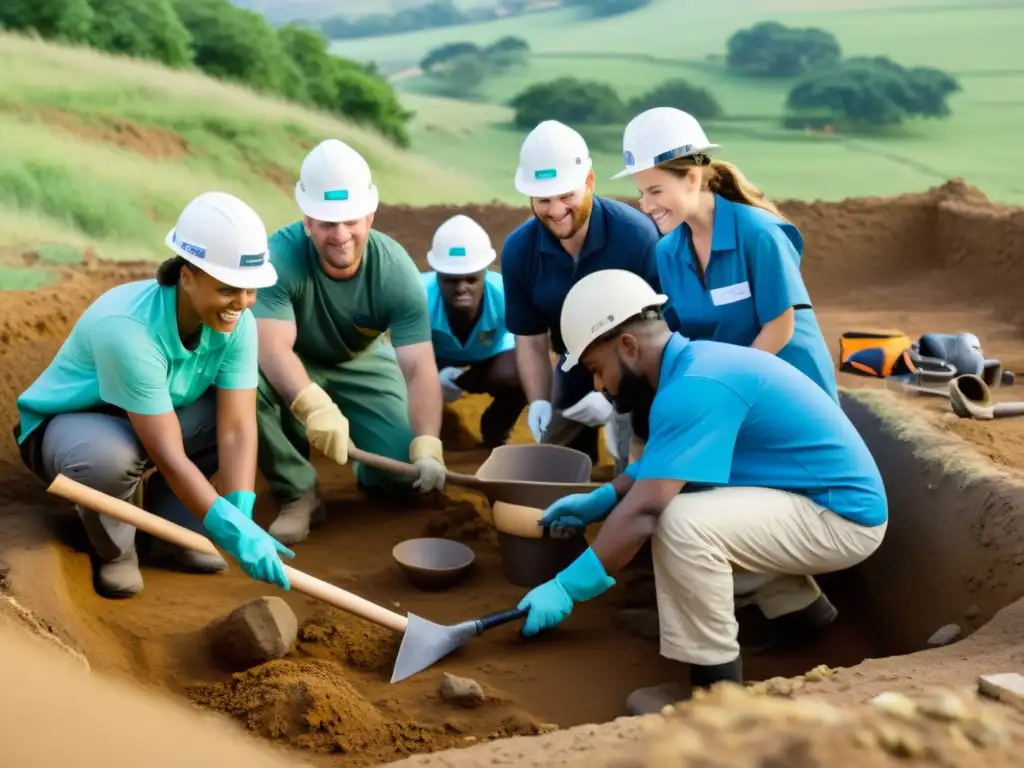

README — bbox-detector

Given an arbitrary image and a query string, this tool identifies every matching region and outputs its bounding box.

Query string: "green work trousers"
[256,339,415,501]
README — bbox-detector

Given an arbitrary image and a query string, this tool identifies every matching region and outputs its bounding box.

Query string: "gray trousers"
[38,391,219,562]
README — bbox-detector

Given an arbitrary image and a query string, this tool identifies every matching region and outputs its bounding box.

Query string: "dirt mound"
[188,659,436,757]
[608,682,1022,767]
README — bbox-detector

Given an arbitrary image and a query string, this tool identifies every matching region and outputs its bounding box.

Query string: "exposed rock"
[440,672,485,708]
[206,597,297,668]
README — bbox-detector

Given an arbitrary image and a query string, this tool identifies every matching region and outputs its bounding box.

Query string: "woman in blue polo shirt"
[611,107,838,402]
[13,192,293,598]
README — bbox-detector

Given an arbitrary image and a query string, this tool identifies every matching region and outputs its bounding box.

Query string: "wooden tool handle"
[348,445,481,488]
[46,474,409,633]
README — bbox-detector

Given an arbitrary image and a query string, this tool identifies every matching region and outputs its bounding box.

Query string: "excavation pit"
[4,182,1024,767]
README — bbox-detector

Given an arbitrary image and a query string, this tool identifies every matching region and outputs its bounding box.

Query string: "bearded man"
[253,139,445,545]
[502,120,662,472]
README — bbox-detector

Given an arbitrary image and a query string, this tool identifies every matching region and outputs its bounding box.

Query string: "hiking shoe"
[97,548,143,599]
[268,489,325,545]
[737,594,838,654]
[626,683,686,715]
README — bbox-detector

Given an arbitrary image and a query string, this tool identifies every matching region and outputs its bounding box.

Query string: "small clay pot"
[392,538,475,591]
[497,531,589,587]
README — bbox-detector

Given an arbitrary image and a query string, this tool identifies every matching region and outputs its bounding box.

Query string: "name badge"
[710,281,752,306]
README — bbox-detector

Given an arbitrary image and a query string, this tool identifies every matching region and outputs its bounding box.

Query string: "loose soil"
[4,180,1024,767]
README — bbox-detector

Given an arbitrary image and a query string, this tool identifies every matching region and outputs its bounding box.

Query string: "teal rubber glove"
[224,490,256,520]
[539,483,618,537]
[518,547,616,636]
[203,497,294,590]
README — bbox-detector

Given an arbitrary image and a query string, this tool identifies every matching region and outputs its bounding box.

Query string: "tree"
[172,0,303,98]
[628,79,722,120]
[727,21,841,78]
[0,0,94,43]
[509,77,624,129]
[785,56,961,128]
[484,35,529,72]
[86,0,193,67]
[420,42,481,73]
[566,0,652,18]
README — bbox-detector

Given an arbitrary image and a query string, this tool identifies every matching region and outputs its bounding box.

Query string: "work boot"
[96,548,143,599]
[737,593,838,654]
[268,489,325,545]
[625,658,743,716]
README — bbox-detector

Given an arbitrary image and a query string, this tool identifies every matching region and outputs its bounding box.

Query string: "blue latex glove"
[518,547,616,636]
[224,490,256,520]
[203,497,294,590]
[539,483,618,537]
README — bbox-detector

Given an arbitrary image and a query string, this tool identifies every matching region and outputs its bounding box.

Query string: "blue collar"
[657,333,691,389]
[429,274,501,337]
[538,195,608,258]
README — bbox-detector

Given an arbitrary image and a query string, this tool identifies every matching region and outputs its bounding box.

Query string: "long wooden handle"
[46,474,409,633]
[348,445,482,488]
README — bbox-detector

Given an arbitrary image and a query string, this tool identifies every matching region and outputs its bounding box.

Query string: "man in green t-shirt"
[253,139,446,544]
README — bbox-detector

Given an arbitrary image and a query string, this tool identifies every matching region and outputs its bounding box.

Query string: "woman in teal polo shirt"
[612,107,838,403]
[14,192,293,599]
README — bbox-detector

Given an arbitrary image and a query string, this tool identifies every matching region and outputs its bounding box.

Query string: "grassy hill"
[332,0,1024,205]
[0,31,486,290]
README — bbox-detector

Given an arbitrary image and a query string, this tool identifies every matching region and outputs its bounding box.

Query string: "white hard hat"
[514,120,593,198]
[426,214,496,275]
[295,139,379,222]
[611,107,722,180]
[560,269,667,372]
[164,191,277,290]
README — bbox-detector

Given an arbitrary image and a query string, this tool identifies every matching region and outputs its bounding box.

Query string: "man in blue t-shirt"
[503,120,662,472]
[515,269,888,715]
[420,215,525,446]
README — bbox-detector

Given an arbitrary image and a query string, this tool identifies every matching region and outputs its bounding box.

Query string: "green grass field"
[0,31,485,289]
[338,0,1024,205]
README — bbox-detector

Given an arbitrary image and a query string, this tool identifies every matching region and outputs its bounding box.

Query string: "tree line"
[320,0,653,42]
[498,20,960,131]
[1,0,412,146]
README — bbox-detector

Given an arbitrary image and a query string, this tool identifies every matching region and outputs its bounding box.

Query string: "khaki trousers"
[651,485,886,665]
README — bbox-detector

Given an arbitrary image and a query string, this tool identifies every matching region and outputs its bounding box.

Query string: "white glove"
[410,436,446,493]
[562,391,614,427]
[527,400,552,443]
[438,367,465,403]
[603,414,620,461]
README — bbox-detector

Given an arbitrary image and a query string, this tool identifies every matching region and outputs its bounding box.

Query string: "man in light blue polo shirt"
[503,120,662,471]
[515,269,887,715]
[420,215,525,446]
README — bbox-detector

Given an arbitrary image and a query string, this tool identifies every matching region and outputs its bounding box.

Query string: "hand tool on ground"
[46,474,528,683]
[348,444,601,513]
[949,374,1024,420]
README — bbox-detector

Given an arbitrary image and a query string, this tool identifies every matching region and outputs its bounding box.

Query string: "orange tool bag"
[838,330,915,378]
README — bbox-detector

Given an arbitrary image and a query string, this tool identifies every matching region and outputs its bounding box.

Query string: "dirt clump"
[296,611,400,672]
[188,658,434,756]
[424,499,497,546]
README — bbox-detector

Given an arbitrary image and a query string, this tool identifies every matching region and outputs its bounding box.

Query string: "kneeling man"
[516,269,888,715]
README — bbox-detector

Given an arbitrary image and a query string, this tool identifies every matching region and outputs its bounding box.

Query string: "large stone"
[206,597,297,668]
[439,673,485,708]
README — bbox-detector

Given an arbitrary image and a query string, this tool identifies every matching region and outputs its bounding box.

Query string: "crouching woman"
[13,192,293,599]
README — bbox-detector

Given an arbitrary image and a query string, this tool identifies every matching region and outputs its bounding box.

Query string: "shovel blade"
[390,613,477,684]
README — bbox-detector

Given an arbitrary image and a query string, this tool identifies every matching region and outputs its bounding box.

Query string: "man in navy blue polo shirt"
[503,120,662,470]
[420,214,525,447]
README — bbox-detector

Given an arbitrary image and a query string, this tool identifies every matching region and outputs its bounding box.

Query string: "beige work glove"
[290,383,349,465]
[410,435,446,493]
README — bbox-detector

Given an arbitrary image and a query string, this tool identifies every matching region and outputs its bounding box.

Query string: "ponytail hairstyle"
[657,155,788,221]
[156,256,188,286]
